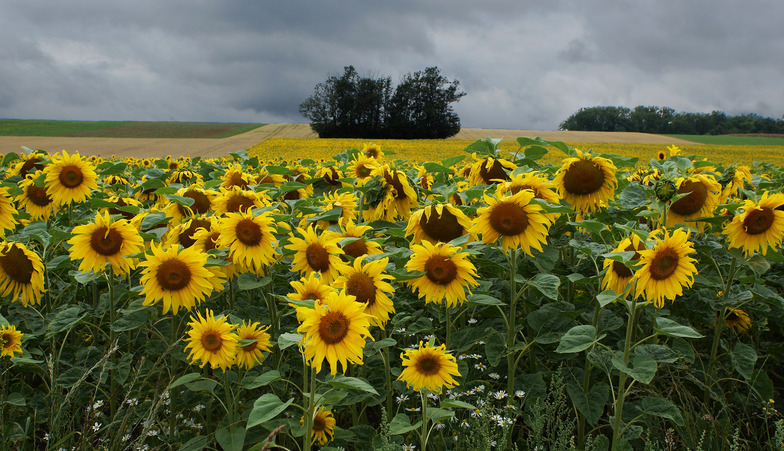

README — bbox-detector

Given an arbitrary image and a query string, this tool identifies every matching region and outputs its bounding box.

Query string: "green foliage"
[0,119,264,138]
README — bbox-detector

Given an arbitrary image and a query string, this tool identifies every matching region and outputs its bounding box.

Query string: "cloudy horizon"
[1,1,782,131]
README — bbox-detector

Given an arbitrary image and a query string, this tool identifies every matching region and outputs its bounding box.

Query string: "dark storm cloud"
[0,1,782,129]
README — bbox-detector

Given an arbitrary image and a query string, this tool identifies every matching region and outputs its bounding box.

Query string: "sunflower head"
[301,407,336,445]
[723,308,751,334]
[235,321,272,370]
[724,192,784,257]
[43,150,99,206]
[406,241,479,308]
[471,190,552,255]
[633,228,698,307]
[553,150,617,213]
[406,204,474,245]
[184,309,238,371]
[0,324,24,358]
[0,241,46,307]
[398,341,461,393]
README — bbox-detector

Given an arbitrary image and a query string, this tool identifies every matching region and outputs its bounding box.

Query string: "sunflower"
[301,407,336,445]
[288,272,336,304]
[217,210,279,275]
[0,324,24,358]
[470,190,552,255]
[468,156,516,186]
[184,309,238,371]
[102,196,143,221]
[68,211,144,276]
[0,187,19,237]
[361,142,384,160]
[190,225,237,280]
[297,289,374,375]
[161,186,217,223]
[16,172,55,221]
[601,234,646,297]
[719,165,753,203]
[101,174,131,195]
[167,169,202,186]
[416,165,433,190]
[723,308,751,334]
[496,171,561,204]
[363,166,418,222]
[334,218,383,260]
[164,216,216,249]
[657,150,667,161]
[213,186,269,215]
[406,203,474,245]
[553,149,618,213]
[666,145,682,156]
[221,163,257,189]
[285,225,348,284]
[334,255,395,326]
[723,192,784,256]
[398,342,460,393]
[666,174,722,230]
[235,321,272,370]
[139,244,227,315]
[0,242,46,307]
[632,228,699,308]
[315,165,345,188]
[405,241,479,308]
[43,150,99,206]
[7,150,47,179]
[347,154,380,186]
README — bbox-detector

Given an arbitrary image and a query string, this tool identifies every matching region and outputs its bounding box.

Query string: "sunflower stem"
[381,328,394,415]
[108,268,117,419]
[169,314,178,442]
[420,389,430,451]
[611,295,638,451]
[506,248,518,398]
[705,256,736,407]
[445,304,451,351]
[303,362,317,451]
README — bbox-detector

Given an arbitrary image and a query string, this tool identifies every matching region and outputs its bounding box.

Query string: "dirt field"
[0,123,696,159]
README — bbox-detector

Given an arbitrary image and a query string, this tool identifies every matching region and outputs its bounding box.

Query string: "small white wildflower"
[427,392,439,401]
[92,422,102,432]
[43,433,50,441]
[515,390,526,398]
[126,398,139,406]
[122,434,131,442]
[476,384,486,392]
[474,363,487,371]
[475,340,486,345]
[402,444,416,451]
[396,328,406,334]
[493,390,508,400]
[396,394,409,404]
[406,407,421,412]
[460,419,470,428]
[491,440,497,447]
[468,318,477,324]
[434,421,446,430]
[458,353,468,360]
[488,373,500,380]
[92,400,104,410]
[471,409,483,418]
[193,403,206,412]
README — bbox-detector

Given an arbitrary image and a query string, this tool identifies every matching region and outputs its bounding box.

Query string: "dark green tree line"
[560,105,784,135]
[299,66,465,139]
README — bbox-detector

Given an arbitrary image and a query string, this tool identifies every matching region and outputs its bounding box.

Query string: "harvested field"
[0,123,697,159]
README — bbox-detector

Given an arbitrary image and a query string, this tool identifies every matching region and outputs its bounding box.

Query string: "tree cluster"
[559,106,784,135]
[299,66,465,139]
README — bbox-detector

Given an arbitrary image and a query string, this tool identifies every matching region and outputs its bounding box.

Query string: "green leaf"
[388,413,422,435]
[569,220,606,235]
[185,379,218,393]
[389,269,426,281]
[746,254,771,276]
[277,333,302,350]
[587,348,615,375]
[243,370,281,390]
[485,331,506,366]
[440,399,476,410]
[236,273,271,290]
[612,355,657,384]
[140,211,169,230]
[641,396,685,426]
[467,294,506,306]
[441,155,466,167]
[731,342,757,380]
[566,382,609,426]
[423,162,451,174]
[246,394,294,429]
[634,344,681,364]
[179,436,209,451]
[215,426,246,451]
[529,273,561,300]
[365,337,397,355]
[596,289,621,307]
[165,194,195,207]
[655,317,703,339]
[169,373,202,390]
[328,375,379,395]
[524,145,549,161]
[46,306,87,338]
[4,392,26,407]
[556,325,601,354]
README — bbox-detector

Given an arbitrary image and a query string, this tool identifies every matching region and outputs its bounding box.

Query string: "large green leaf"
[655,317,703,339]
[556,325,603,354]
[641,396,685,426]
[215,426,246,451]
[612,355,657,384]
[246,394,294,429]
[243,370,281,390]
[327,375,379,395]
[388,413,422,435]
[731,342,757,380]
[566,382,609,426]
[529,273,561,300]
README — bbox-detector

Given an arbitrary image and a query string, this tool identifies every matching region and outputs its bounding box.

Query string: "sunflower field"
[1,138,784,451]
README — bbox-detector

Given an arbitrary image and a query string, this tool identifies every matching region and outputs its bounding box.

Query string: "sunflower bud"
[654,178,677,202]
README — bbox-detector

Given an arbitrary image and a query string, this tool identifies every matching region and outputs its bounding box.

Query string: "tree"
[300,66,465,139]
[386,67,466,139]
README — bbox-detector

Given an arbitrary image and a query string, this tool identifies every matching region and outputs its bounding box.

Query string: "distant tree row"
[559,106,784,135]
[299,66,465,139]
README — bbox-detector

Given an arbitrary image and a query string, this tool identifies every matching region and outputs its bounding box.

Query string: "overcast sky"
[1,1,782,130]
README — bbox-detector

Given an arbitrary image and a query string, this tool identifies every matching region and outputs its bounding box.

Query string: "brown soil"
[0,123,697,159]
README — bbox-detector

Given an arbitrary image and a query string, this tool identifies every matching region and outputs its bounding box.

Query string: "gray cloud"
[0,1,782,130]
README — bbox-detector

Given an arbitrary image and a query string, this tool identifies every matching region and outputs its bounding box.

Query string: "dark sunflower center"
[324,168,340,185]
[357,165,372,178]
[346,273,376,306]
[305,243,331,272]
[59,165,85,188]
[27,184,52,207]
[318,311,350,344]
[510,185,541,199]
[312,417,326,431]
[201,331,222,352]
[155,259,192,291]
[416,356,440,375]
[488,202,529,236]
[342,238,369,259]
[20,157,43,177]
[0,246,34,284]
[235,219,262,246]
[562,159,605,195]
[658,151,666,160]
[384,170,408,200]
[743,207,774,235]
[304,292,321,301]
[611,244,642,279]
[180,219,211,248]
[242,339,257,352]
[227,172,250,189]
[425,256,458,285]
[726,311,739,322]
[479,160,510,184]
[649,248,679,280]
[419,208,464,243]
[226,195,255,213]
[201,232,220,252]
[283,190,301,201]
[670,180,708,216]
[90,226,125,256]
